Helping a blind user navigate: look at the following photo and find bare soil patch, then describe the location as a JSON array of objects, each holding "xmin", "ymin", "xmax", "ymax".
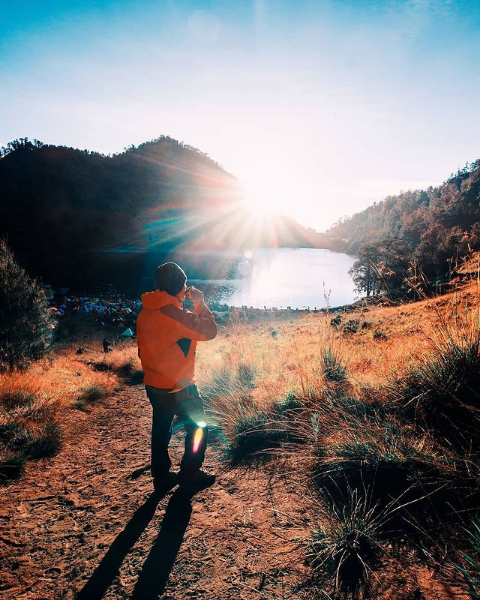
[{"xmin": 0, "ymin": 385, "xmax": 312, "ymax": 600}]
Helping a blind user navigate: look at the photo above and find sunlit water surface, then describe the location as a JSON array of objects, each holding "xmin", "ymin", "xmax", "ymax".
[
  {"xmin": 186, "ymin": 248, "xmax": 357, "ymax": 309},
  {"xmin": 98, "ymin": 247, "xmax": 357, "ymax": 309}
]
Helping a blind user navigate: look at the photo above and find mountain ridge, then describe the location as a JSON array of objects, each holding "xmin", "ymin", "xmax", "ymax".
[{"xmin": 0, "ymin": 137, "xmax": 331, "ymax": 289}]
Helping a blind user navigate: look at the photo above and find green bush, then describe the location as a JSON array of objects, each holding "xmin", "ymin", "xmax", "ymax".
[
  {"xmin": 115, "ymin": 360, "xmax": 134, "ymax": 377},
  {"xmin": 114, "ymin": 360, "xmax": 144, "ymax": 385},
  {"xmin": 273, "ymin": 391, "xmax": 303, "ymax": 415},
  {"xmin": 91, "ymin": 361, "xmax": 111, "ymax": 372},
  {"xmin": 0, "ymin": 413, "xmax": 62, "ymax": 481},
  {"xmin": 201, "ymin": 365, "xmax": 235, "ymax": 401},
  {"xmin": 0, "ymin": 240, "xmax": 54, "ymax": 370},
  {"xmin": 310, "ymin": 409, "xmax": 469, "ymax": 536},
  {"xmin": 237, "ymin": 363, "xmax": 256, "ymax": 389},
  {"xmin": 0, "ymin": 422, "xmax": 30, "ymax": 450},
  {"xmin": 343, "ymin": 319, "xmax": 360, "ymax": 334}
]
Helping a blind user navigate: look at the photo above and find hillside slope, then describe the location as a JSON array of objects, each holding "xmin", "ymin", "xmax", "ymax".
[
  {"xmin": 327, "ymin": 160, "xmax": 480, "ymax": 279},
  {"xmin": 0, "ymin": 138, "xmax": 330, "ymax": 289},
  {"xmin": 1, "ymin": 279, "xmax": 479, "ymax": 599}
]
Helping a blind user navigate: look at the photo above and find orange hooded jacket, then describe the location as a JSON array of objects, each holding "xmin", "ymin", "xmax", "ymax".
[{"xmin": 136, "ymin": 290, "xmax": 217, "ymax": 390}]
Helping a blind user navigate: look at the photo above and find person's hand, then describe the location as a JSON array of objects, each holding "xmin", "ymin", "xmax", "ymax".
[{"xmin": 186, "ymin": 286, "xmax": 204, "ymax": 304}]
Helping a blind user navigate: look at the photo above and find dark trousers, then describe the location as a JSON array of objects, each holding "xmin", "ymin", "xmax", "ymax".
[{"xmin": 145, "ymin": 384, "xmax": 208, "ymax": 481}]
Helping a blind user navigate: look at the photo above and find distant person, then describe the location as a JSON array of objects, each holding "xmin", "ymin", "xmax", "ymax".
[
  {"xmin": 102, "ymin": 338, "xmax": 111, "ymax": 353},
  {"xmin": 136, "ymin": 262, "xmax": 217, "ymax": 493}
]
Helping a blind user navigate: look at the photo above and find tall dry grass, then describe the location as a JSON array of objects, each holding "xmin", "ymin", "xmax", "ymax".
[
  {"xmin": 0, "ymin": 340, "xmax": 139, "ymax": 480},
  {"xmin": 197, "ymin": 280, "xmax": 480, "ymax": 596}
]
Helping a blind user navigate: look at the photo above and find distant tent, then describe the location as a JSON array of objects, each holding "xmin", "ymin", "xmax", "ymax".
[{"xmin": 120, "ymin": 328, "xmax": 135, "ymax": 337}]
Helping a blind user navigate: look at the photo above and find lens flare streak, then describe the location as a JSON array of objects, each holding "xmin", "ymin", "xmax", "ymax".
[{"xmin": 192, "ymin": 426, "xmax": 204, "ymax": 454}]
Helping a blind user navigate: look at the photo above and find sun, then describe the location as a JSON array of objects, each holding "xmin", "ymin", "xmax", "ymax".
[{"xmin": 243, "ymin": 180, "xmax": 281, "ymax": 217}]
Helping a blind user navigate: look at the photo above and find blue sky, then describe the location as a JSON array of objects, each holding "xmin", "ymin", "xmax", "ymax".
[{"xmin": 1, "ymin": 0, "xmax": 480, "ymax": 230}]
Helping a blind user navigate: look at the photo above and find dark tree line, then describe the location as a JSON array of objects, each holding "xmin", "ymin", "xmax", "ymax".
[
  {"xmin": 328, "ymin": 161, "xmax": 480, "ymax": 295},
  {"xmin": 0, "ymin": 137, "xmax": 243, "ymax": 288},
  {"xmin": 0, "ymin": 137, "xmax": 330, "ymax": 291}
]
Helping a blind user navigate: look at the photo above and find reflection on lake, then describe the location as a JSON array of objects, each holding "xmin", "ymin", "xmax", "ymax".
[
  {"xmin": 98, "ymin": 247, "xmax": 357, "ymax": 309},
  {"xmin": 168, "ymin": 248, "xmax": 356, "ymax": 309}
]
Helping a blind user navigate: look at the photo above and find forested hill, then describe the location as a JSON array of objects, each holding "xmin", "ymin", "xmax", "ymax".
[
  {"xmin": 327, "ymin": 160, "xmax": 480, "ymax": 282},
  {"xmin": 0, "ymin": 138, "xmax": 328, "ymax": 288}
]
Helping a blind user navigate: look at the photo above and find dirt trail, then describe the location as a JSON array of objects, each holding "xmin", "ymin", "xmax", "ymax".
[{"xmin": 0, "ymin": 386, "xmax": 312, "ymax": 600}]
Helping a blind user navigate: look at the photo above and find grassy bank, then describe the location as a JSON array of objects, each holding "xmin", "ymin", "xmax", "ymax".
[
  {"xmin": 2, "ymin": 278, "xmax": 480, "ymax": 597},
  {"xmin": 197, "ymin": 279, "xmax": 480, "ymax": 598}
]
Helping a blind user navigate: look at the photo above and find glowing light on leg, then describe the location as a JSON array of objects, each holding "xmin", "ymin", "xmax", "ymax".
[{"xmin": 192, "ymin": 422, "xmax": 206, "ymax": 454}]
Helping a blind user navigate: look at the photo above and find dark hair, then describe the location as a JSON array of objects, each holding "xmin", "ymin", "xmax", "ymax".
[{"xmin": 155, "ymin": 262, "xmax": 187, "ymax": 296}]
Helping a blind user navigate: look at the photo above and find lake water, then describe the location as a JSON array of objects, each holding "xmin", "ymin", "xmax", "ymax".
[
  {"xmin": 138, "ymin": 247, "xmax": 357, "ymax": 309},
  {"xmin": 97, "ymin": 247, "xmax": 357, "ymax": 308}
]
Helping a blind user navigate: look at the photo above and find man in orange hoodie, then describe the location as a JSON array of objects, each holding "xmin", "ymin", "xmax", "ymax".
[{"xmin": 137, "ymin": 262, "xmax": 217, "ymax": 492}]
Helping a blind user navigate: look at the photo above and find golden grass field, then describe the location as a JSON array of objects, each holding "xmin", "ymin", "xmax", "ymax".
[{"xmin": 1, "ymin": 274, "xmax": 480, "ymax": 598}]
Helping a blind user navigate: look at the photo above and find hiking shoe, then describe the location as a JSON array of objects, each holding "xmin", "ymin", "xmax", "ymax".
[
  {"xmin": 178, "ymin": 469, "xmax": 216, "ymax": 490},
  {"xmin": 153, "ymin": 472, "xmax": 178, "ymax": 493}
]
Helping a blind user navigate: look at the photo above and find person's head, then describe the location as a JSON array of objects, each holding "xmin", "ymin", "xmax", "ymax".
[{"xmin": 155, "ymin": 262, "xmax": 187, "ymax": 300}]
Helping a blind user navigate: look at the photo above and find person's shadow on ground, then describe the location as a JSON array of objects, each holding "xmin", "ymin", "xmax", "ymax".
[
  {"xmin": 76, "ymin": 488, "xmax": 195, "ymax": 600},
  {"xmin": 130, "ymin": 488, "xmax": 194, "ymax": 599}
]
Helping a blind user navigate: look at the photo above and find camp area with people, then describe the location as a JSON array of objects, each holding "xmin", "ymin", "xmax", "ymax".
[{"xmin": 46, "ymin": 289, "xmax": 140, "ymax": 335}]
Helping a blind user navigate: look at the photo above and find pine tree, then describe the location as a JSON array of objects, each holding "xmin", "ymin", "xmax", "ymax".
[{"xmin": 0, "ymin": 240, "xmax": 54, "ymax": 370}]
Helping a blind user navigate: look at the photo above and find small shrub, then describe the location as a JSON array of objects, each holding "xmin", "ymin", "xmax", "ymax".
[
  {"xmin": 373, "ymin": 329, "xmax": 388, "ymax": 340},
  {"xmin": 27, "ymin": 423, "xmax": 61, "ymax": 459},
  {"xmin": 0, "ymin": 422, "xmax": 31, "ymax": 451},
  {"xmin": 336, "ymin": 397, "xmax": 395, "ymax": 423},
  {"xmin": 311, "ymin": 413, "xmax": 465, "ymax": 535},
  {"xmin": 126, "ymin": 370, "xmax": 144, "ymax": 385},
  {"xmin": 90, "ymin": 361, "xmax": 111, "ymax": 372},
  {"xmin": 229, "ymin": 409, "xmax": 284, "ymax": 463},
  {"xmin": 343, "ymin": 319, "xmax": 360, "ymax": 334},
  {"xmin": 0, "ymin": 390, "xmax": 35, "ymax": 410},
  {"xmin": 75, "ymin": 385, "xmax": 109, "ymax": 409},
  {"xmin": 237, "ymin": 363, "xmax": 256, "ymax": 389},
  {"xmin": 323, "ymin": 347, "xmax": 348, "ymax": 385},
  {"xmin": 0, "ymin": 404, "xmax": 61, "ymax": 481},
  {"xmin": 115, "ymin": 360, "xmax": 134, "ymax": 378},
  {"xmin": 308, "ymin": 490, "xmax": 383, "ymax": 599},
  {"xmin": 0, "ymin": 240, "xmax": 54, "ymax": 370},
  {"xmin": 272, "ymin": 393, "xmax": 306, "ymax": 444},
  {"xmin": 274, "ymin": 392, "xmax": 303, "ymax": 415},
  {"xmin": 201, "ymin": 365, "xmax": 235, "ymax": 400},
  {"xmin": 114, "ymin": 360, "xmax": 144, "ymax": 385},
  {"xmin": 456, "ymin": 520, "xmax": 480, "ymax": 600},
  {"xmin": 397, "ymin": 338, "xmax": 480, "ymax": 450},
  {"xmin": 0, "ymin": 452, "xmax": 26, "ymax": 480},
  {"xmin": 330, "ymin": 316, "xmax": 342, "ymax": 329}
]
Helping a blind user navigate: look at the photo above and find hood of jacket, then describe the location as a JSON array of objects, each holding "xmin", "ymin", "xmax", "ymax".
[{"xmin": 141, "ymin": 290, "xmax": 181, "ymax": 311}]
